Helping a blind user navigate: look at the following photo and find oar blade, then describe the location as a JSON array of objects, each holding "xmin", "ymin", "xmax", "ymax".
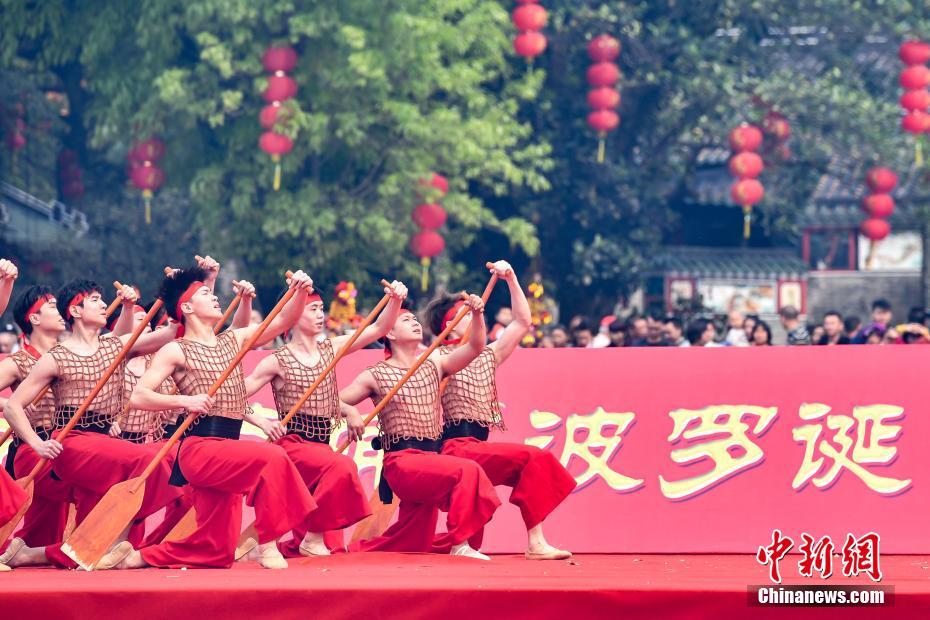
[
  {"xmin": 160, "ymin": 507, "xmax": 197, "ymax": 544},
  {"xmin": 234, "ymin": 523, "xmax": 259, "ymax": 560},
  {"xmin": 350, "ymin": 493, "xmax": 400, "ymax": 543},
  {"xmin": 0, "ymin": 480, "xmax": 34, "ymax": 545},
  {"xmin": 61, "ymin": 477, "xmax": 146, "ymax": 570}
]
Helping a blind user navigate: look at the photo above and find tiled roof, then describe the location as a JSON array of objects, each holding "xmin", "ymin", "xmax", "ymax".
[{"xmin": 652, "ymin": 246, "xmax": 808, "ymax": 279}]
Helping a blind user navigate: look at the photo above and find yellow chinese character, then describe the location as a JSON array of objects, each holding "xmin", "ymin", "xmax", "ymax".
[
  {"xmin": 659, "ymin": 405, "xmax": 778, "ymax": 500},
  {"xmin": 527, "ymin": 407, "xmax": 643, "ymax": 492},
  {"xmin": 793, "ymin": 403, "xmax": 910, "ymax": 494}
]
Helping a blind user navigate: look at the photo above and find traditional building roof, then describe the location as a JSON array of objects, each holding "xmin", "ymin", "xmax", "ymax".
[{"xmin": 653, "ymin": 246, "xmax": 808, "ymax": 280}]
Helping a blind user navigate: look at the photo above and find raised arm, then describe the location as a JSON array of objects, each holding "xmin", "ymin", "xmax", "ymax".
[
  {"xmin": 230, "ymin": 280, "xmax": 256, "ymax": 329},
  {"xmin": 0, "ymin": 258, "xmax": 19, "ymax": 315},
  {"xmin": 488, "ymin": 261, "xmax": 531, "ymax": 365},
  {"xmin": 111, "ymin": 284, "xmax": 139, "ymax": 337},
  {"xmin": 4, "ymin": 354, "xmax": 61, "ymax": 459},
  {"xmin": 331, "ymin": 280, "xmax": 408, "ymax": 355},
  {"xmin": 197, "ymin": 255, "xmax": 220, "ymax": 293},
  {"xmin": 233, "ymin": 270, "xmax": 313, "ymax": 348},
  {"xmin": 436, "ymin": 294, "xmax": 486, "ymax": 378},
  {"xmin": 339, "ymin": 369, "xmax": 377, "ymax": 407}
]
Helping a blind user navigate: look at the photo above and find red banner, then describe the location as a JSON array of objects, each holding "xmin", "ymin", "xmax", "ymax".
[{"xmin": 3, "ymin": 347, "xmax": 926, "ymax": 554}]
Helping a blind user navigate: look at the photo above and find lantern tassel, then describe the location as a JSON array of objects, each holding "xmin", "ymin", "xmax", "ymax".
[
  {"xmin": 273, "ymin": 154, "xmax": 282, "ymax": 191},
  {"xmin": 597, "ymin": 132, "xmax": 606, "ymax": 164},
  {"xmin": 866, "ymin": 240, "xmax": 878, "ymax": 270},
  {"xmin": 742, "ymin": 205, "xmax": 752, "ymax": 240},
  {"xmin": 420, "ymin": 256, "xmax": 431, "ymax": 292},
  {"xmin": 916, "ymin": 140, "xmax": 923, "ymax": 168},
  {"xmin": 143, "ymin": 189, "xmax": 153, "ymax": 225}
]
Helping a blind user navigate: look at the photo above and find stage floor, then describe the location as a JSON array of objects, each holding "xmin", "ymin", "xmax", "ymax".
[{"xmin": 1, "ymin": 554, "xmax": 927, "ymax": 619}]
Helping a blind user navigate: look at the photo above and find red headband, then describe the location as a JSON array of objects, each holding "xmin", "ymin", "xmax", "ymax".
[
  {"xmin": 175, "ymin": 281, "xmax": 205, "ymax": 322},
  {"xmin": 25, "ymin": 294, "xmax": 53, "ymax": 323},
  {"xmin": 133, "ymin": 304, "xmax": 146, "ymax": 315},
  {"xmin": 65, "ymin": 292, "xmax": 88, "ymax": 320},
  {"xmin": 441, "ymin": 300, "xmax": 465, "ymax": 345},
  {"xmin": 306, "ymin": 292, "xmax": 323, "ymax": 305}
]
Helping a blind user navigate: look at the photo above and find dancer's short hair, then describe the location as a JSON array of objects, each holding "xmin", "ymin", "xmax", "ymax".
[
  {"xmin": 13, "ymin": 285, "xmax": 55, "ymax": 336},
  {"xmin": 423, "ymin": 292, "xmax": 461, "ymax": 337},
  {"xmin": 159, "ymin": 266, "xmax": 209, "ymax": 323},
  {"xmin": 57, "ymin": 279, "xmax": 104, "ymax": 328}
]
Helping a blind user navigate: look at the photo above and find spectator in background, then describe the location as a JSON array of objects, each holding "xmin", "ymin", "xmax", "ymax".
[
  {"xmin": 852, "ymin": 298, "xmax": 894, "ymax": 344},
  {"xmin": 686, "ymin": 318, "xmax": 718, "ymax": 347},
  {"xmin": 861, "ymin": 323, "xmax": 886, "ymax": 344},
  {"xmin": 628, "ymin": 316, "xmax": 649, "ymax": 346},
  {"xmin": 572, "ymin": 319, "xmax": 594, "ymax": 348},
  {"xmin": 778, "ymin": 306, "xmax": 811, "ymax": 345},
  {"xmin": 742, "ymin": 314, "xmax": 759, "ymax": 344},
  {"xmin": 896, "ymin": 307, "xmax": 930, "ymax": 344},
  {"xmin": 0, "ymin": 323, "xmax": 17, "ymax": 353},
  {"xmin": 489, "ymin": 306, "xmax": 513, "ymax": 342},
  {"xmin": 591, "ymin": 315, "xmax": 615, "ymax": 348},
  {"xmin": 751, "ymin": 320, "xmax": 773, "ymax": 346},
  {"xmin": 550, "ymin": 325, "xmax": 570, "ymax": 348},
  {"xmin": 725, "ymin": 310, "xmax": 749, "ymax": 346},
  {"xmin": 607, "ymin": 319, "xmax": 626, "ymax": 347},
  {"xmin": 664, "ymin": 317, "xmax": 689, "ymax": 347},
  {"xmin": 844, "ymin": 315, "xmax": 862, "ymax": 340},
  {"xmin": 817, "ymin": 311, "xmax": 850, "ymax": 345},
  {"xmin": 537, "ymin": 335, "xmax": 555, "ymax": 348},
  {"xmin": 810, "ymin": 324, "xmax": 825, "ymax": 345},
  {"xmin": 644, "ymin": 314, "xmax": 667, "ymax": 346}
]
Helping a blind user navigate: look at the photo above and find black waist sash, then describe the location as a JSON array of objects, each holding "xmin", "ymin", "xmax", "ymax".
[
  {"xmin": 440, "ymin": 419, "xmax": 490, "ymax": 442},
  {"xmin": 373, "ymin": 437, "xmax": 442, "ymax": 504},
  {"xmin": 161, "ymin": 416, "xmax": 185, "ymax": 440},
  {"xmin": 120, "ymin": 431, "xmax": 148, "ymax": 444},
  {"xmin": 169, "ymin": 416, "xmax": 243, "ymax": 487}
]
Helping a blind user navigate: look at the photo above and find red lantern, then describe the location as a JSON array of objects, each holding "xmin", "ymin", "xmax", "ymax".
[
  {"xmin": 512, "ymin": 4, "xmax": 547, "ymax": 31},
  {"xmin": 6, "ymin": 130, "xmax": 25, "ymax": 151},
  {"xmin": 410, "ymin": 229, "xmax": 446, "ymax": 291},
  {"xmin": 865, "ymin": 167, "xmax": 898, "ymax": 193},
  {"xmin": 58, "ymin": 149, "xmax": 79, "ymax": 167},
  {"xmin": 900, "ymin": 89, "xmax": 930, "ymax": 112},
  {"xmin": 259, "ymin": 132, "xmax": 294, "ymax": 191},
  {"xmin": 514, "ymin": 0, "xmax": 540, "ymax": 3},
  {"xmin": 861, "ymin": 194, "xmax": 895, "ymax": 219},
  {"xmin": 262, "ymin": 46, "xmax": 298, "ymax": 74},
  {"xmin": 729, "ymin": 125, "xmax": 763, "ymax": 152},
  {"xmin": 588, "ymin": 35, "xmax": 621, "ymax": 63},
  {"xmin": 900, "ymin": 65, "xmax": 930, "ymax": 90},
  {"xmin": 130, "ymin": 164, "xmax": 165, "ymax": 224},
  {"xmin": 587, "ymin": 87, "xmax": 621, "ymax": 110},
  {"xmin": 899, "ymin": 40, "xmax": 930, "ymax": 66},
  {"xmin": 728, "ymin": 152, "xmax": 764, "ymax": 178},
  {"xmin": 513, "ymin": 31, "xmax": 547, "ymax": 60},
  {"xmin": 418, "ymin": 173, "xmax": 449, "ymax": 198},
  {"xmin": 861, "ymin": 218, "xmax": 891, "ymax": 241},
  {"xmin": 587, "ymin": 110, "xmax": 619, "ymax": 133},
  {"xmin": 61, "ymin": 179, "xmax": 85, "ymax": 201},
  {"xmin": 763, "ymin": 115, "xmax": 791, "ymax": 141},
  {"xmin": 133, "ymin": 138, "xmax": 165, "ymax": 162},
  {"xmin": 731, "ymin": 178, "xmax": 764, "ymax": 240},
  {"xmin": 412, "ymin": 203, "xmax": 448, "ymax": 229},
  {"xmin": 259, "ymin": 104, "xmax": 286, "ymax": 129},
  {"xmin": 902, "ymin": 110, "xmax": 930, "ymax": 134},
  {"xmin": 263, "ymin": 75, "xmax": 298, "ymax": 103},
  {"xmin": 586, "ymin": 62, "xmax": 620, "ymax": 87}
]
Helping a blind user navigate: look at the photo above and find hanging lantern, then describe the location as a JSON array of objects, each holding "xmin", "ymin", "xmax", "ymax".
[
  {"xmin": 900, "ymin": 65, "xmax": 930, "ymax": 90},
  {"xmin": 261, "ymin": 46, "xmax": 298, "ymax": 74},
  {"xmin": 587, "ymin": 87, "xmax": 621, "ymax": 110},
  {"xmin": 728, "ymin": 152, "xmax": 764, "ymax": 178},
  {"xmin": 899, "ymin": 40, "xmax": 930, "ymax": 66},
  {"xmin": 410, "ymin": 230, "xmax": 446, "ymax": 291},
  {"xmin": 417, "ymin": 172, "xmax": 449, "ymax": 199},
  {"xmin": 512, "ymin": 4, "xmax": 547, "ymax": 31},
  {"xmin": 263, "ymin": 75, "xmax": 298, "ymax": 103},
  {"xmin": 587, "ymin": 109, "xmax": 620, "ymax": 163},
  {"xmin": 588, "ymin": 34, "xmax": 621, "ymax": 63},
  {"xmin": 259, "ymin": 104, "xmax": 293, "ymax": 129},
  {"xmin": 586, "ymin": 62, "xmax": 621, "ymax": 87},
  {"xmin": 900, "ymin": 89, "xmax": 930, "ymax": 112},
  {"xmin": 861, "ymin": 218, "xmax": 891, "ymax": 241},
  {"xmin": 513, "ymin": 31, "xmax": 547, "ymax": 60},
  {"xmin": 730, "ymin": 178, "xmax": 765, "ymax": 240},
  {"xmin": 259, "ymin": 132, "xmax": 294, "ymax": 191},
  {"xmin": 133, "ymin": 138, "xmax": 166, "ymax": 162},
  {"xmin": 728, "ymin": 125, "xmax": 764, "ymax": 152},
  {"xmin": 902, "ymin": 110, "xmax": 930, "ymax": 134},
  {"xmin": 130, "ymin": 164, "xmax": 165, "ymax": 224},
  {"xmin": 861, "ymin": 194, "xmax": 895, "ymax": 219},
  {"xmin": 763, "ymin": 114, "xmax": 791, "ymax": 142},
  {"xmin": 412, "ymin": 203, "xmax": 448, "ymax": 230},
  {"xmin": 865, "ymin": 167, "xmax": 898, "ymax": 193}
]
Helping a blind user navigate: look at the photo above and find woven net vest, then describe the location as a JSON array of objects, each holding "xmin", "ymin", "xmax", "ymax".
[
  {"xmin": 175, "ymin": 330, "xmax": 248, "ymax": 422},
  {"xmin": 369, "ymin": 359, "xmax": 442, "ymax": 447},
  {"xmin": 122, "ymin": 354, "xmax": 184, "ymax": 442},
  {"xmin": 9, "ymin": 349, "xmax": 56, "ymax": 430},
  {"xmin": 439, "ymin": 345, "xmax": 504, "ymax": 429},
  {"xmin": 48, "ymin": 334, "xmax": 126, "ymax": 430},
  {"xmin": 271, "ymin": 340, "xmax": 340, "ymax": 440}
]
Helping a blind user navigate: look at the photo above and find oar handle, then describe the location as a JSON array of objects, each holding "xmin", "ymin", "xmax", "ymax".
[
  {"xmin": 22, "ymin": 299, "xmax": 164, "ymax": 486},
  {"xmin": 336, "ymin": 273, "xmax": 498, "ymax": 454},
  {"xmin": 0, "ymin": 428, "xmax": 11, "ymax": 446},
  {"xmin": 274, "ymin": 279, "xmax": 393, "ymax": 436},
  {"xmin": 214, "ymin": 293, "xmax": 242, "ymax": 334},
  {"xmin": 135, "ymin": 270, "xmax": 298, "ymax": 484}
]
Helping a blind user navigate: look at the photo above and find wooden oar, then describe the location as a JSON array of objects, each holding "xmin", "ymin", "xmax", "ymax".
[
  {"xmin": 230, "ymin": 279, "xmax": 394, "ymax": 553},
  {"xmin": 61, "ymin": 271, "xmax": 300, "ymax": 570},
  {"xmin": 0, "ymin": 294, "xmax": 163, "ymax": 547},
  {"xmin": 347, "ymin": 268, "xmax": 498, "ymax": 545},
  {"xmin": 0, "ymin": 282, "xmax": 128, "ymax": 449}
]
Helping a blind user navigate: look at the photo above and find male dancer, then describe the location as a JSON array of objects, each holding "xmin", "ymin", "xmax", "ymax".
[
  {"xmin": 243, "ymin": 279, "xmax": 407, "ymax": 557},
  {"xmin": 0, "ymin": 259, "xmax": 25, "ymax": 571},
  {"xmin": 1, "ymin": 277, "xmax": 184, "ymax": 569},
  {"xmin": 340, "ymin": 295, "xmax": 501, "ymax": 560},
  {"xmin": 0, "ymin": 286, "xmax": 69, "ymax": 551},
  {"xmin": 103, "ymin": 266, "xmax": 319, "ymax": 570},
  {"xmin": 425, "ymin": 261, "xmax": 575, "ymax": 560}
]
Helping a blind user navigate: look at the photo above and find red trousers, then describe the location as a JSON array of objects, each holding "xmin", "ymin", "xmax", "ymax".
[
  {"xmin": 432, "ymin": 438, "xmax": 577, "ymax": 551},
  {"xmin": 41, "ymin": 430, "xmax": 182, "ymax": 569},
  {"xmin": 275, "ymin": 435, "xmax": 371, "ymax": 558},
  {"xmin": 141, "ymin": 437, "xmax": 318, "ymax": 568},
  {"xmin": 0, "ymin": 467, "xmax": 27, "ymax": 524},
  {"xmin": 12, "ymin": 443, "xmax": 71, "ymax": 547},
  {"xmin": 352, "ymin": 449, "xmax": 500, "ymax": 553}
]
